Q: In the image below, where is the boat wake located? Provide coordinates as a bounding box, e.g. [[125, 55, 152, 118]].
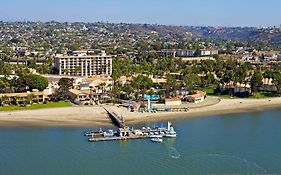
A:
[[167, 147, 181, 159], [187, 153, 268, 173]]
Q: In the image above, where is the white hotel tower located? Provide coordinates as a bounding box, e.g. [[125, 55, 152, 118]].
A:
[[55, 50, 112, 76]]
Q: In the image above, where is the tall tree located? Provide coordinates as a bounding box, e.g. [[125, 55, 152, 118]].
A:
[[56, 78, 74, 100], [250, 71, 263, 96]]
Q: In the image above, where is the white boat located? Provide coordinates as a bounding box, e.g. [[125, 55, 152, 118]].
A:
[[149, 135, 163, 138], [165, 122, 177, 138], [103, 130, 114, 137], [151, 138, 163, 143], [165, 133, 177, 138]]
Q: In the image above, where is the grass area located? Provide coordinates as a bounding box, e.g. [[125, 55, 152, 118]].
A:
[[0, 101, 72, 111], [204, 86, 216, 95], [250, 92, 280, 99], [203, 86, 280, 99]]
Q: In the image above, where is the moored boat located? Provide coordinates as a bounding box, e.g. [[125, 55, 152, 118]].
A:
[[103, 130, 114, 137], [165, 122, 177, 138], [84, 128, 103, 136], [149, 135, 163, 138], [151, 138, 163, 143]]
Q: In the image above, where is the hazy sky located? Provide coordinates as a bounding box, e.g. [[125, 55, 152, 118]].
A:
[[1, 0, 280, 27]]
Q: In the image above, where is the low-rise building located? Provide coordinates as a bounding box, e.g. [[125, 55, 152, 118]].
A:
[[165, 97, 182, 106], [184, 91, 206, 103], [0, 91, 49, 106], [68, 89, 93, 105], [154, 49, 218, 58]]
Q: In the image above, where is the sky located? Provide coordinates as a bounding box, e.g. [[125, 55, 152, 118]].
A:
[[0, 0, 280, 27]]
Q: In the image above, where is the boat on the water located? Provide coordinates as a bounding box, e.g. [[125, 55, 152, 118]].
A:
[[149, 135, 163, 138], [84, 121, 177, 142], [151, 137, 163, 143], [84, 128, 103, 136], [103, 130, 115, 137], [165, 122, 177, 138]]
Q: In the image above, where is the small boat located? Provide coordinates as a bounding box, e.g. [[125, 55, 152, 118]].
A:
[[165, 133, 177, 138], [151, 138, 163, 143], [84, 128, 103, 136], [149, 135, 163, 138], [103, 130, 114, 137], [143, 133, 149, 136]]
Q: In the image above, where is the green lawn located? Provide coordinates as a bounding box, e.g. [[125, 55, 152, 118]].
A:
[[203, 86, 279, 99], [203, 85, 218, 95], [250, 92, 279, 99], [0, 101, 72, 111]]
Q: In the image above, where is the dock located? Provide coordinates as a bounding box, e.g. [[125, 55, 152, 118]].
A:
[[102, 107, 126, 128], [89, 135, 147, 142], [84, 117, 177, 143]]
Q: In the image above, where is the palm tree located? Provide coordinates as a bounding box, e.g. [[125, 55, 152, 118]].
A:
[[26, 94, 35, 105], [100, 83, 107, 94], [165, 73, 177, 98], [0, 96, 3, 107], [74, 66, 81, 76], [1, 96, 8, 106], [11, 96, 18, 105]]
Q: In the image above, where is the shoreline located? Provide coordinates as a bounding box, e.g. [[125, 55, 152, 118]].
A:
[[0, 97, 281, 127]]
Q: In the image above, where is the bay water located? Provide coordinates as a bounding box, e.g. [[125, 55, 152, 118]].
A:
[[0, 109, 281, 175]]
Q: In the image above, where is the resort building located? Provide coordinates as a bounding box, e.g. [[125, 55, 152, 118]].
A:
[[165, 97, 182, 106], [68, 89, 94, 105], [153, 49, 218, 58], [184, 91, 206, 103], [55, 50, 113, 76], [0, 91, 49, 106]]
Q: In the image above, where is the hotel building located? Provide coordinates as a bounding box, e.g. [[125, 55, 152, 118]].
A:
[[55, 51, 112, 76]]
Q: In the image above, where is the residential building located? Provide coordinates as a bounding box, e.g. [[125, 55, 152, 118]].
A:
[[155, 50, 176, 57], [68, 89, 93, 105], [184, 91, 206, 103], [55, 50, 113, 76], [165, 97, 182, 106], [0, 91, 49, 106], [199, 50, 211, 56], [175, 50, 195, 57], [154, 49, 218, 58]]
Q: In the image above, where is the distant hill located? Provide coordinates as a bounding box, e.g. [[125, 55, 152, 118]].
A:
[[124, 23, 281, 44]]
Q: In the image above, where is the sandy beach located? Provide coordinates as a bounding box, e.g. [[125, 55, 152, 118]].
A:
[[0, 96, 281, 127]]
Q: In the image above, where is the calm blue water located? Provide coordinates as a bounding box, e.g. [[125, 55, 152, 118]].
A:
[[0, 109, 281, 175]]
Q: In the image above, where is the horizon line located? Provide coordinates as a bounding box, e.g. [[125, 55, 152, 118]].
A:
[[1, 19, 280, 29]]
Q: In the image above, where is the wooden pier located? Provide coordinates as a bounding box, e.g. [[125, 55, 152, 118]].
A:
[[102, 107, 126, 128]]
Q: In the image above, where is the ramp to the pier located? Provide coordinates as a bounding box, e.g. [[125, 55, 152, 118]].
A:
[[102, 107, 125, 128]]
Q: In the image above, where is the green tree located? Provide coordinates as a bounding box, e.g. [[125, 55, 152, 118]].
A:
[[165, 74, 177, 98], [250, 71, 263, 96], [28, 75, 49, 91], [0, 96, 3, 106], [131, 75, 153, 100], [56, 78, 74, 100], [183, 73, 200, 94]]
